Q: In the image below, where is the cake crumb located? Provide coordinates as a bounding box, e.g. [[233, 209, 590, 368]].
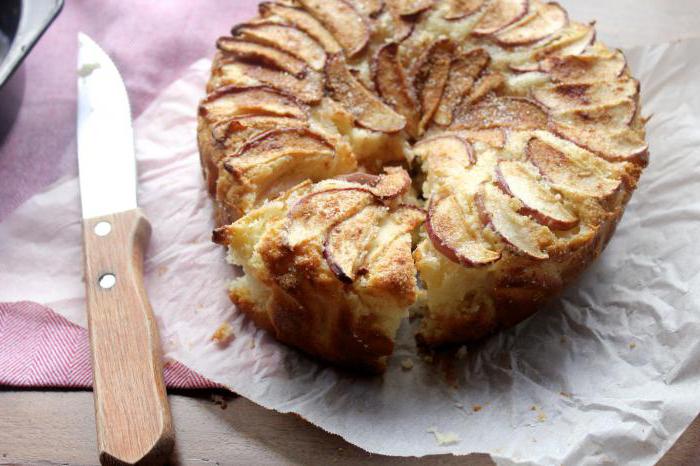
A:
[[531, 405, 537, 411], [472, 404, 482, 412], [427, 427, 460, 446], [401, 358, 414, 370], [560, 391, 572, 398], [156, 265, 168, 277], [629, 342, 636, 349], [77, 62, 101, 77], [211, 322, 234, 345], [537, 411, 547, 422], [249, 339, 256, 349]]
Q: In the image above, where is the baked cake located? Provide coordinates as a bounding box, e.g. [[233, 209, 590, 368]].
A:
[[198, 0, 647, 372]]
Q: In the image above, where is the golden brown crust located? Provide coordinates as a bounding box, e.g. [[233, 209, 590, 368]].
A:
[[199, 0, 648, 372]]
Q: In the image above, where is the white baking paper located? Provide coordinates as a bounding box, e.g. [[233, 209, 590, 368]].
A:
[[2, 39, 700, 465]]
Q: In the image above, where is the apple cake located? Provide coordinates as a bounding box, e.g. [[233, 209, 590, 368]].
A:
[[199, 0, 647, 372]]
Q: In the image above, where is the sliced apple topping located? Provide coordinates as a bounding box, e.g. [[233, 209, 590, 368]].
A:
[[296, 0, 369, 57], [494, 1, 568, 46], [542, 49, 627, 84], [324, 204, 387, 283], [258, 2, 342, 53], [211, 115, 307, 145], [532, 21, 595, 61], [225, 127, 335, 173], [287, 187, 375, 248], [551, 123, 649, 164], [434, 48, 490, 126], [472, 0, 529, 36], [414, 38, 455, 134], [456, 128, 506, 148], [496, 160, 578, 229], [354, 0, 384, 17], [533, 78, 639, 112], [413, 135, 476, 179], [463, 71, 504, 105], [216, 38, 308, 78], [232, 22, 327, 71], [551, 98, 637, 129], [216, 60, 324, 104], [325, 53, 406, 133], [426, 195, 501, 266], [476, 183, 554, 259], [386, 0, 434, 16], [443, 0, 485, 20], [336, 166, 412, 200], [199, 85, 308, 121], [453, 96, 547, 130], [526, 137, 621, 198], [373, 43, 420, 137]]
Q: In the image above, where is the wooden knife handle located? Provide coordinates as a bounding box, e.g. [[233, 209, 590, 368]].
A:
[[82, 209, 174, 465]]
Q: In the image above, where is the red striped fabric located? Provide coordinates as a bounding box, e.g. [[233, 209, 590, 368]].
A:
[[0, 301, 216, 389]]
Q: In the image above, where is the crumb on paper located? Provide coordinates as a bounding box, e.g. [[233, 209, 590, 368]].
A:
[[455, 346, 467, 359], [560, 391, 572, 398], [537, 411, 547, 422], [427, 426, 460, 446], [401, 358, 414, 370], [472, 404, 482, 412], [211, 322, 234, 345], [560, 336, 567, 344], [249, 339, 256, 349], [531, 405, 537, 411], [156, 265, 168, 277], [629, 342, 637, 349], [77, 62, 101, 77], [422, 354, 434, 364], [454, 402, 463, 409], [211, 393, 230, 410]]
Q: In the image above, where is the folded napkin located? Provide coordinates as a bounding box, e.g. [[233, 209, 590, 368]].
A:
[[0, 302, 215, 388]]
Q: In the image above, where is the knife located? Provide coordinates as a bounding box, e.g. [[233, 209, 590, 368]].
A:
[[77, 32, 174, 465]]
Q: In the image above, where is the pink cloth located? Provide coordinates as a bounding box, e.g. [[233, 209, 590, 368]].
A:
[[0, 302, 216, 388], [0, 0, 258, 388]]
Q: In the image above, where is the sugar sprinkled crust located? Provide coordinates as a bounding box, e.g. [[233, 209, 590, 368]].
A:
[[198, 0, 647, 371]]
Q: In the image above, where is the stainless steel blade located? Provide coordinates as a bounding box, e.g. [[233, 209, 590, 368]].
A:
[[77, 32, 137, 219]]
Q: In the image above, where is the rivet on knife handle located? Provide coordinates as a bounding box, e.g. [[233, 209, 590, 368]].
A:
[[83, 209, 174, 465]]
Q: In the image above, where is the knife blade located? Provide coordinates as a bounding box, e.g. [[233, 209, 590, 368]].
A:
[[77, 32, 173, 465]]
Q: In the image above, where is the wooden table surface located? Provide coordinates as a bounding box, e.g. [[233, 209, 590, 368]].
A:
[[2, 1, 700, 465]]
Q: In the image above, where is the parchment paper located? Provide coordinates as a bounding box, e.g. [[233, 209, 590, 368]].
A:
[[2, 39, 700, 465]]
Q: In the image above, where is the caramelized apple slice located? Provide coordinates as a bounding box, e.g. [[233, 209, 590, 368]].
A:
[[373, 43, 420, 137], [210, 115, 307, 145], [216, 38, 308, 78], [414, 38, 455, 133], [258, 2, 342, 53], [457, 128, 506, 148], [443, 0, 485, 20], [326, 53, 406, 133], [533, 21, 595, 60], [297, 0, 369, 57], [552, 98, 637, 129], [287, 187, 375, 247], [387, 0, 433, 16], [472, 0, 529, 36], [453, 96, 547, 130], [533, 79, 639, 112], [476, 183, 553, 259], [324, 204, 387, 283], [463, 71, 504, 105], [526, 137, 621, 199], [413, 135, 476, 176], [434, 48, 490, 126], [496, 160, 578, 230], [542, 49, 626, 84], [551, 123, 649, 164], [232, 22, 327, 71], [354, 0, 384, 17], [225, 127, 334, 169], [199, 85, 308, 121], [426, 195, 501, 266], [336, 166, 412, 200], [494, 2, 567, 46], [215, 60, 323, 104]]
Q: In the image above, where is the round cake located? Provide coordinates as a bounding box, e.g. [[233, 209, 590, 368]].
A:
[[199, 0, 648, 372]]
